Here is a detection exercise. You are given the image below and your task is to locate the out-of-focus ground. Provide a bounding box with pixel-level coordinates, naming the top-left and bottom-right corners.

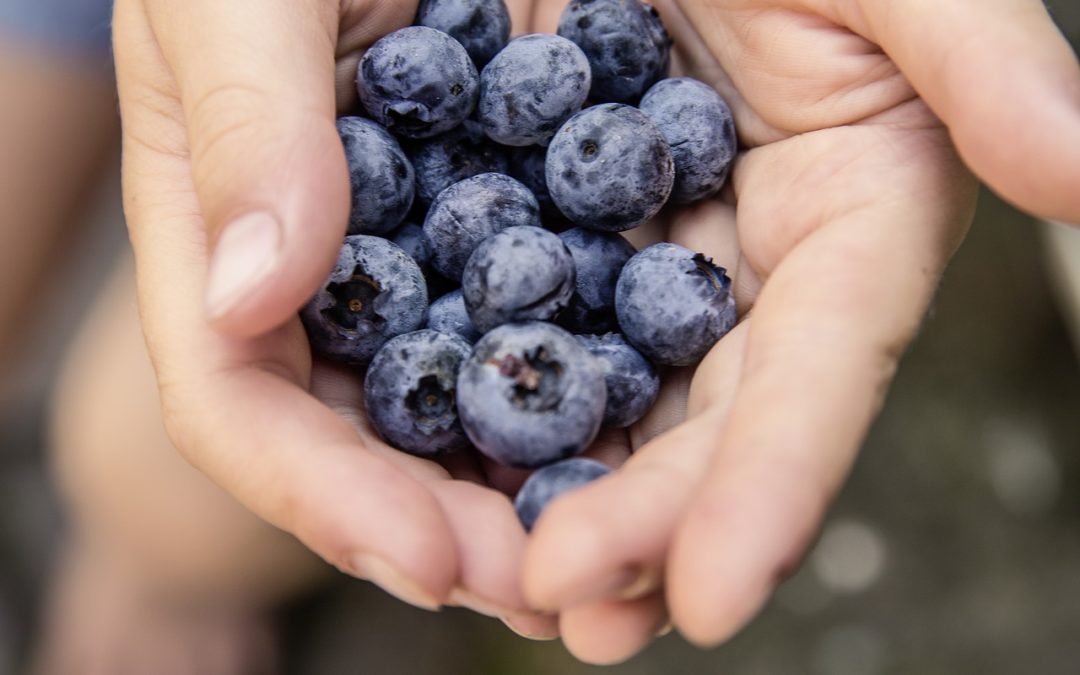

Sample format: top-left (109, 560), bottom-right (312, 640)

top-left (3, 5), bottom-right (1080, 674)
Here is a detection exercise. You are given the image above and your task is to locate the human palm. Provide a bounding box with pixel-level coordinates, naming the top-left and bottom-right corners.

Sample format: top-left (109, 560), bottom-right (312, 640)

top-left (116, 0), bottom-right (1079, 664)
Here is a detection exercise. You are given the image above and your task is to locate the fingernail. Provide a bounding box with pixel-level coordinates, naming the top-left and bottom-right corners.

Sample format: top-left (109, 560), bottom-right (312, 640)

top-left (346, 553), bottom-right (441, 611)
top-left (447, 588), bottom-right (515, 618)
top-left (615, 567), bottom-right (661, 601)
top-left (500, 616), bottom-right (559, 641)
top-left (656, 621), bottom-right (673, 637)
top-left (205, 212), bottom-right (282, 321)
top-left (551, 565), bottom-right (655, 609)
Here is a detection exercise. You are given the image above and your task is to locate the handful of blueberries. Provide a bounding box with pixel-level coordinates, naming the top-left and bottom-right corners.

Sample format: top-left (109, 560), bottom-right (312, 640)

top-left (302, 0), bottom-right (739, 530)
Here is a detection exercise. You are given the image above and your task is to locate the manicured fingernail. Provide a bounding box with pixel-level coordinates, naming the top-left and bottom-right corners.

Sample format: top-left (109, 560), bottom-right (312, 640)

top-left (656, 621), bottom-right (673, 637)
top-left (500, 616), bottom-right (559, 641)
top-left (205, 212), bottom-right (282, 320)
top-left (346, 553), bottom-right (441, 611)
top-left (447, 588), bottom-right (514, 618)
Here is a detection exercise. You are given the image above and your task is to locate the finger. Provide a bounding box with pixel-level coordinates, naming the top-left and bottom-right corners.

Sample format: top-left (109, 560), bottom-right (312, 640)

top-left (523, 326), bottom-right (747, 611)
top-left (309, 362), bottom-right (547, 617)
top-left (668, 125), bottom-right (977, 646)
top-left (845, 0), bottom-right (1080, 222)
top-left (140, 0), bottom-right (412, 336)
top-left (559, 593), bottom-right (668, 666)
top-left (115, 2), bottom-right (457, 609)
top-left (523, 197), bottom-right (746, 612)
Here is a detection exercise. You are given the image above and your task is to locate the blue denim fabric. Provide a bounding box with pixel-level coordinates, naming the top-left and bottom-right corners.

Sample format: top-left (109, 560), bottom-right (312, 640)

top-left (0, 0), bottom-right (113, 56)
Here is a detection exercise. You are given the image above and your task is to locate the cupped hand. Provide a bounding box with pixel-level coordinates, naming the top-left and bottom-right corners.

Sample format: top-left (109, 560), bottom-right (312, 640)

top-left (113, 0), bottom-right (560, 636)
top-left (518, 0), bottom-right (1080, 664)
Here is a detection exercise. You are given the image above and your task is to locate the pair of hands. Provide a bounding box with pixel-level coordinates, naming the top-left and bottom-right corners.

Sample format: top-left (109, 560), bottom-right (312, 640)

top-left (114, 0), bottom-right (1080, 663)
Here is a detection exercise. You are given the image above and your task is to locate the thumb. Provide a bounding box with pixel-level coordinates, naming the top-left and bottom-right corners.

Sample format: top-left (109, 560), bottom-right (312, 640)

top-left (853, 0), bottom-right (1080, 223)
top-left (143, 0), bottom-right (385, 336)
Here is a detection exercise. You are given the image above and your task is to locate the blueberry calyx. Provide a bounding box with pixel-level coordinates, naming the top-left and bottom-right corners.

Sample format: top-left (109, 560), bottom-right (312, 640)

top-left (405, 375), bottom-right (457, 434)
top-left (386, 101), bottom-right (434, 132)
top-left (493, 348), bottom-right (563, 412)
top-left (323, 273), bottom-right (387, 332)
top-left (691, 253), bottom-right (732, 294)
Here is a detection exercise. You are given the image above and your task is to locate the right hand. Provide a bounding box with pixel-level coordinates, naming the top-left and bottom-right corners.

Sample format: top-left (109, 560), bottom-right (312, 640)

top-left (113, 0), bottom-right (555, 635)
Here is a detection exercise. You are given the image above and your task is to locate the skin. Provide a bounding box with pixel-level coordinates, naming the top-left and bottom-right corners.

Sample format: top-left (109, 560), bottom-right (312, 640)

top-left (111, 0), bottom-right (1080, 665)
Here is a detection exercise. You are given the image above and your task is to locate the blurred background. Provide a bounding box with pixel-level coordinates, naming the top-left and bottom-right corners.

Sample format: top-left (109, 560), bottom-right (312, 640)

top-left (1, 3), bottom-right (1079, 674)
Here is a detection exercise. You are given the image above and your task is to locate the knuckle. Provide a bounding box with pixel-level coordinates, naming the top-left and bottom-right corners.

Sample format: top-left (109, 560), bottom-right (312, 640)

top-left (186, 81), bottom-right (276, 170)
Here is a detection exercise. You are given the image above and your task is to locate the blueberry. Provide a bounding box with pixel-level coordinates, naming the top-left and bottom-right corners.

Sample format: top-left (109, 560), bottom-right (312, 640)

top-left (423, 173), bottom-right (541, 281)
top-left (337, 117), bottom-right (416, 235)
top-left (425, 289), bottom-right (482, 343)
top-left (640, 78), bottom-right (737, 204)
top-left (615, 243), bottom-right (736, 366)
top-left (557, 227), bottom-right (635, 334)
top-left (478, 34), bottom-right (591, 147)
top-left (576, 333), bottom-right (659, 428)
top-left (557, 0), bottom-right (672, 104)
top-left (389, 222), bottom-right (432, 270)
top-left (546, 104), bottom-right (674, 232)
top-left (357, 26), bottom-right (480, 139)
top-left (404, 120), bottom-right (509, 205)
top-left (415, 0), bottom-right (511, 68)
top-left (514, 458), bottom-right (611, 531)
top-left (462, 226), bottom-right (576, 333)
top-left (301, 235), bottom-right (428, 365)
top-left (457, 322), bottom-right (606, 468)
top-left (364, 330), bottom-right (473, 456)
top-left (507, 145), bottom-right (562, 221)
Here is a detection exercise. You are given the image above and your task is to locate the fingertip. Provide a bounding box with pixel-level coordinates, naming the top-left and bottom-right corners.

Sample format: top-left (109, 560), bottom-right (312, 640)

top-left (559, 594), bottom-right (667, 665)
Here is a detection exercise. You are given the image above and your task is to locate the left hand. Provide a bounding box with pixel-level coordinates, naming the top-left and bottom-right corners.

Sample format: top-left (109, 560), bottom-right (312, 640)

top-left (513, 0), bottom-right (1080, 664)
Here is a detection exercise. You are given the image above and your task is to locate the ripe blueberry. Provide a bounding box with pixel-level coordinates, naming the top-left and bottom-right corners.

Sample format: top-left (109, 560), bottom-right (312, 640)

top-left (462, 226), bottom-right (576, 333)
top-left (640, 77), bottom-right (737, 203)
top-left (557, 227), bottom-right (636, 334)
top-left (546, 104), bottom-right (674, 232)
top-left (423, 173), bottom-right (541, 281)
top-left (301, 235), bottom-right (428, 365)
top-left (364, 330), bottom-right (473, 456)
top-left (514, 458), bottom-right (611, 531)
top-left (615, 243), bottom-right (736, 366)
top-left (457, 322), bottom-right (606, 467)
top-left (415, 0), bottom-right (511, 68)
top-left (337, 117), bottom-right (415, 235)
top-left (576, 333), bottom-right (659, 428)
top-left (425, 289), bottom-right (482, 343)
top-left (478, 34), bottom-right (591, 147)
top-left (557, 0), bottom-right (671, 103)
top-left (357, 26), bottom-right (479, 139)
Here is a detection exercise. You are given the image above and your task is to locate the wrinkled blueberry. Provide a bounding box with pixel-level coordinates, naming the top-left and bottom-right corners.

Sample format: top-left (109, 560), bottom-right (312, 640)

top-left (457, 322), bottom-right (606, 467)
top-left (364, 330), bottom-right (473, 456)
top-left (425, 289), bottom-right (482, 343)
top-left (462, 226), bottom-right (576, 333)
top-left (337, 117), bottom-right (415, 235)
top-left (640, 77), bottom-right (737, 203)
top-left (557, 0), bottom-right (671, 103)
top-left (415, 0), bottom-right (511, 68)
top-left (301, 235), bottom-right (428, 365)
top-left (557, 227), bottom-right (635, 334)
top-left (615, 243), bottom-right (736, 366)
top-left (514, 458), bottom-right (611, 531)
top-left (423, 173), bottom-right (541, 281)
top-left (576, 333), bottom-right (659, 428)
top-left (478, 34), bottom-right (591, 147)
top-left (546, 104), bottom-right (674, 231)
top-left (389, 222), bottom-right (432, 270)
top-left (404, 120), bottom-right (509, 205)
top-left (357, 26), bottom-right (480, 139)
